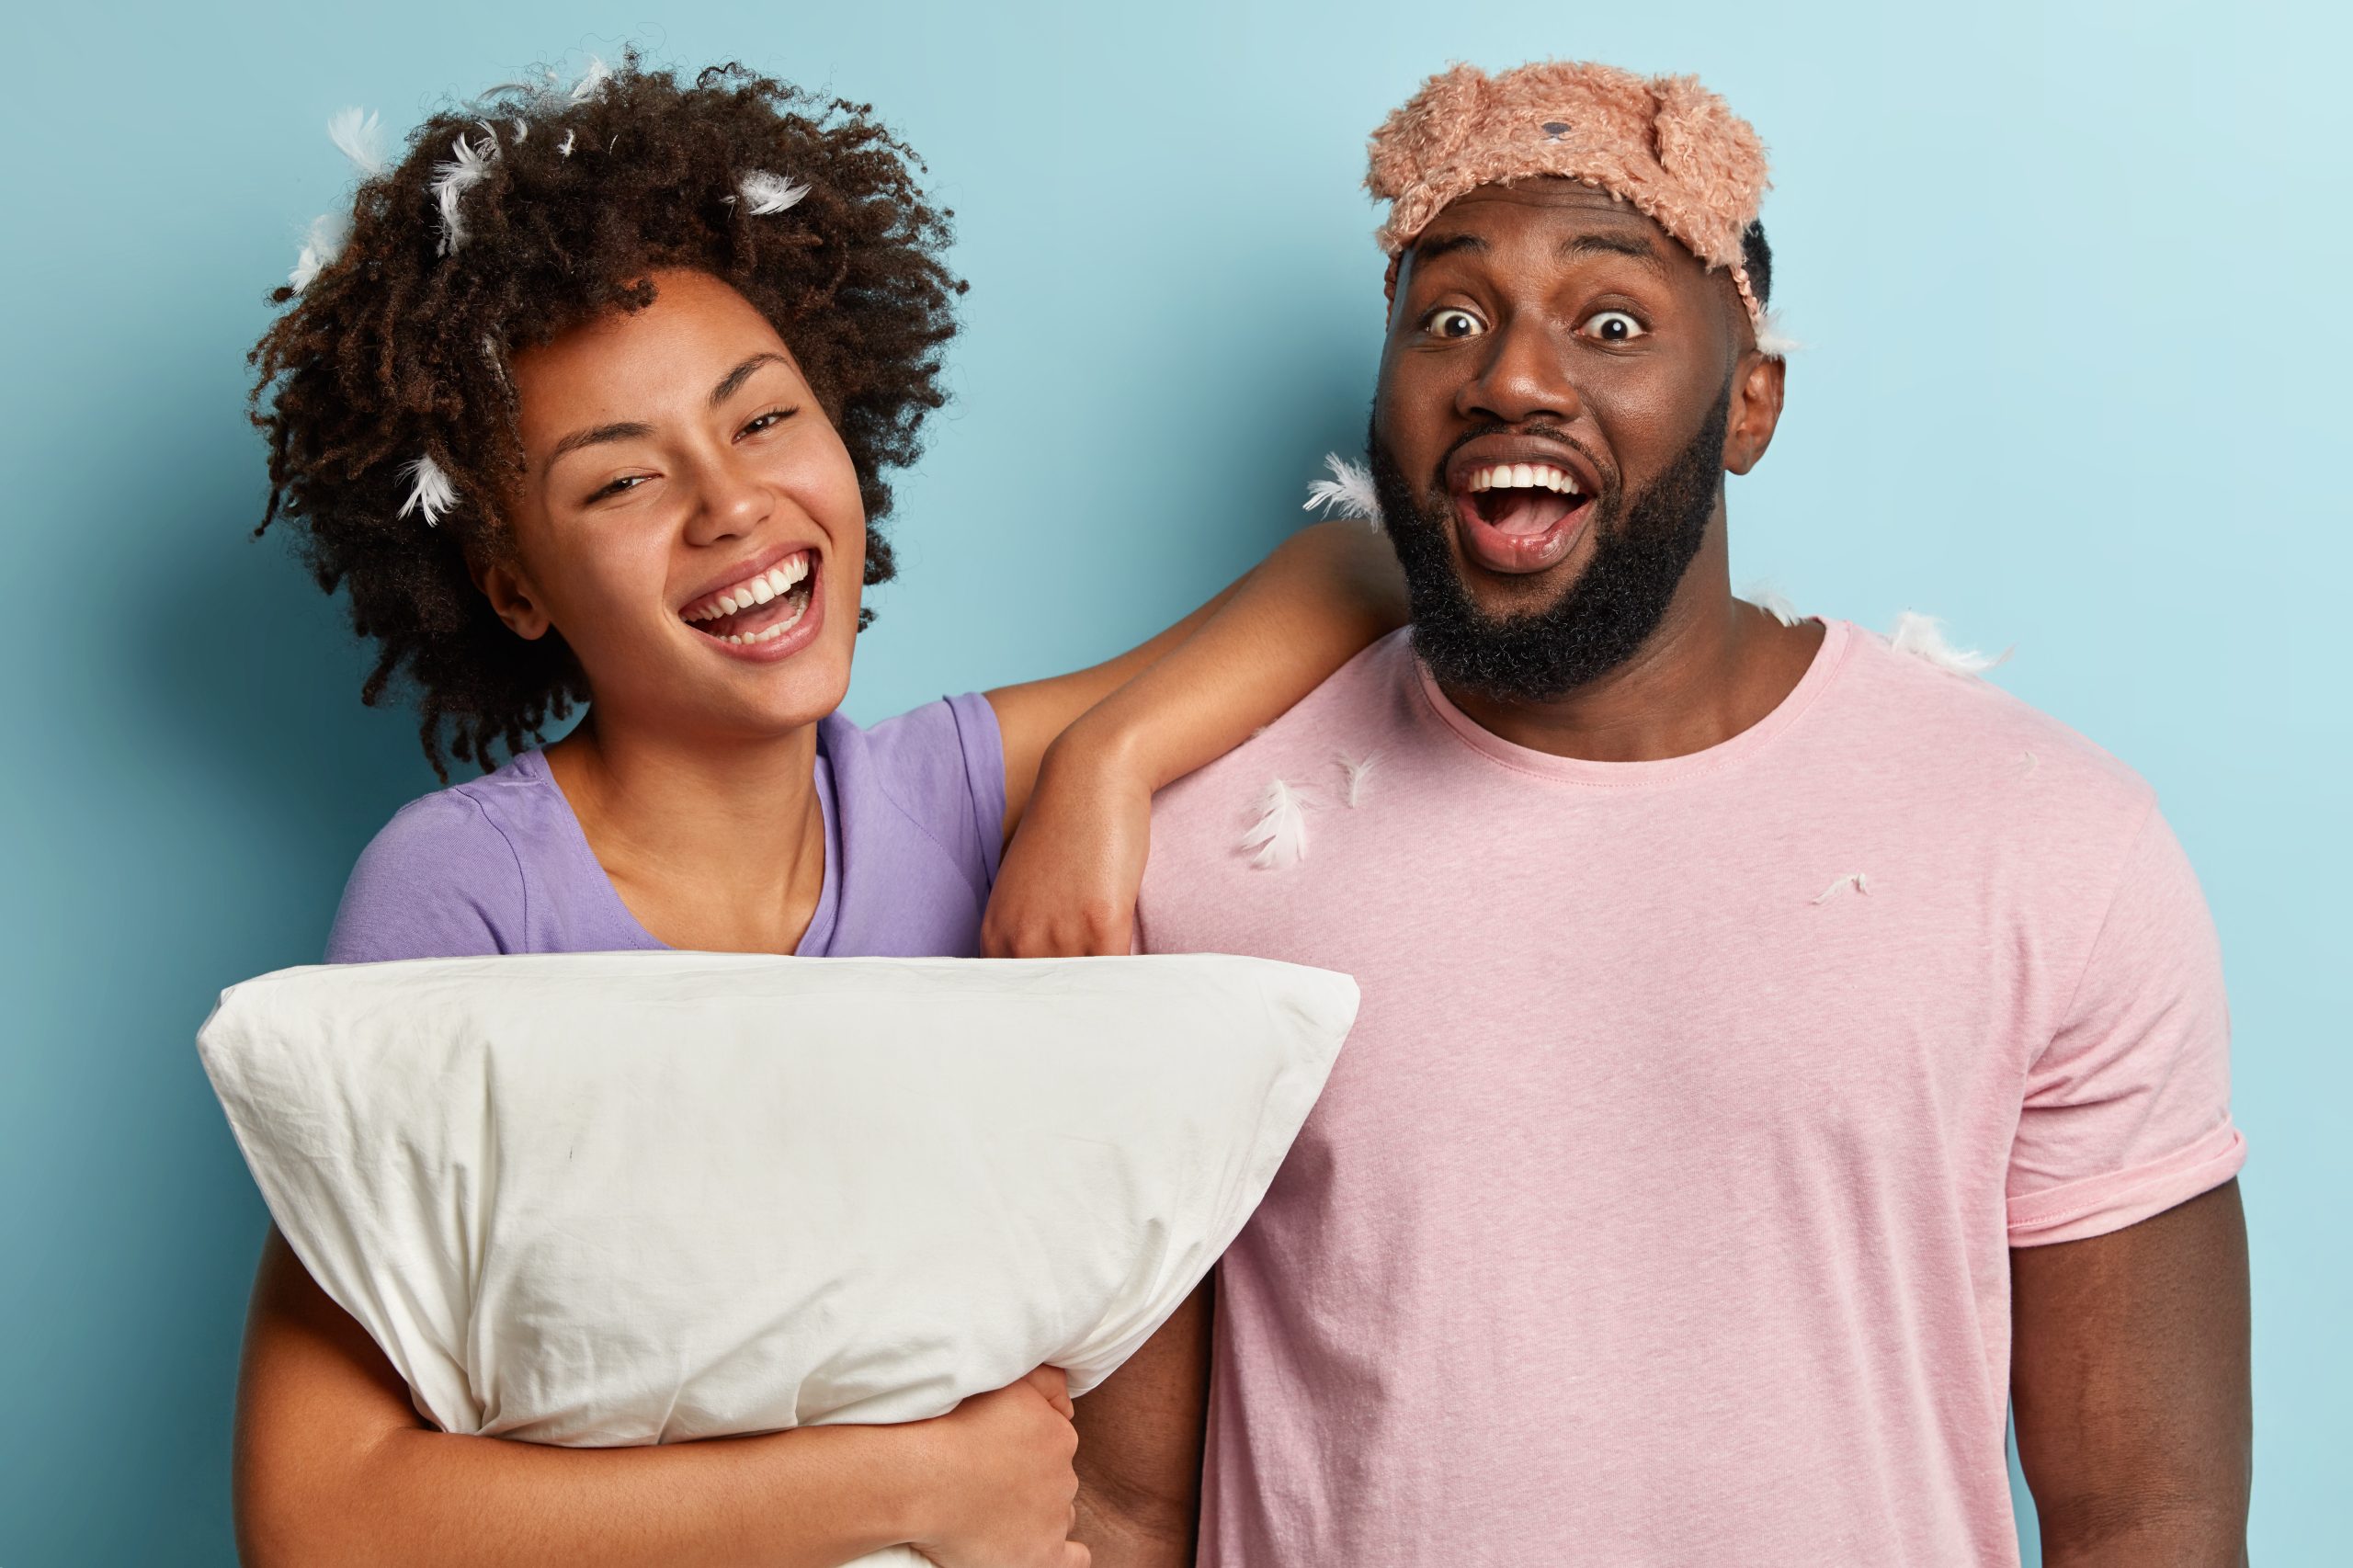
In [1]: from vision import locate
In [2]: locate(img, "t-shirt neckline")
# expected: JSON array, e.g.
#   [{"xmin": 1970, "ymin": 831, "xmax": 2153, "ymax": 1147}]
[
  {"xmin": 510, "ymin": 745, "xmax": 840, "ymax": 956},
  {"xmin": 1413, "ymin": 618, "xmax": 1854, "ymax": 789}
]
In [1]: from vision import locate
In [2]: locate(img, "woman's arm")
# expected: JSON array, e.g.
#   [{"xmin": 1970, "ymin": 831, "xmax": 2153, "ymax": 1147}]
[
  {"xmin": 236, "ymin": 1231, "xmax": 1086, "ymax": 1568},
  {"xmin": 983, "ymin": 519, "xmax": 1403, "ymax": 835},
  {"xmin": 983, "ymin": 519, "xmax": 1404, "ymax": 956}
]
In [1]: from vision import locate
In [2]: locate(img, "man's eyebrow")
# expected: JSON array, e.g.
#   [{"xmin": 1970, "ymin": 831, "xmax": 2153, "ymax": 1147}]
[
  {"xmin": 1410, "ymin": 232, "xmax": 1486, "ymax": 264},
  {"xmin": 548, "ymin": 421, "xmax": 655, "ymax": 466},
  {"xmin": 709, "ymin": 352, "xmax": 790, "ymax": 408},
  {"xmin": 1559, "ymin": 231, "xmax": 1666, "ymax": 271}
]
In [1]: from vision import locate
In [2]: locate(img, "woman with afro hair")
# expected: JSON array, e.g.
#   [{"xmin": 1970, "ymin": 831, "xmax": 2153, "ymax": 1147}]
[{"xmin": 236, "ymin": 54, "xmax": 1404, "ymax": 1568}]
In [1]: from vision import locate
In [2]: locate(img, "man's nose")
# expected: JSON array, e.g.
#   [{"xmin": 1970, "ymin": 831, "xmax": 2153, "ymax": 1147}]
[{"xmin": 1458, "ymin": 317, "xmax": 1582, "ymax": 427}]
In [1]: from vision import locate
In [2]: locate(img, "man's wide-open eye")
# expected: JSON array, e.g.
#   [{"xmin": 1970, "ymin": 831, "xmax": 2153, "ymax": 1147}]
[
  {"xmin": 1420, "ymin": 306, "xmax": 1486, "ymax": 341},
  {"xmin": 1579, "ymin": 309, "xmax": 1647, "ymax": 344}
]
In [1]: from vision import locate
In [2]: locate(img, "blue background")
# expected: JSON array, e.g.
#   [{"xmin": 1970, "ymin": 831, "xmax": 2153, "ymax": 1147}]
[{"xmin": 2, "ymin": 2, "xmax": 2342, "ymax": 1561}]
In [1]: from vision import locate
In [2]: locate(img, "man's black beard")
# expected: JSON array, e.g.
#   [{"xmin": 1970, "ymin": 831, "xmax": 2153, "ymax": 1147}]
[{"xmin": 1370, "ymin": 388, "xmax": 1730, "ymax": 704}]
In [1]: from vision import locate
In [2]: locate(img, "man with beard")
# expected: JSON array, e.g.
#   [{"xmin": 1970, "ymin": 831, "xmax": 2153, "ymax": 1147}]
[{"xmin": 1070, "ymin": 61, "xmax": 2251, "ymax": 1568}]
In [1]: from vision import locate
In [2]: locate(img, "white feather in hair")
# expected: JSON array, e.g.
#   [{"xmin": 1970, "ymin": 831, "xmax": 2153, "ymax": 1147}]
[
  {"xmin": 1335, "ymin": 753, "xmax": 1378, "ymax": 808},
  {"xmin": 1240, "ymin": 778, "xmax": 1314, "ymax": 869},
  {"xmin": 326, "ymin": 107, "xmax": 392, "ymax": 178},
  {"xmin": 1754, "ymin": 308, "xmax": 1802, "ymax": 358},
  {"xmin": 570, "ymin": 55, "xmax": 613, "ymax": 104},
  {"xmin": 1302, "ymin": 452, "xmax": 1382, "ymax": 528},
  {"xmin": 737, "ymin": 170, "xmax": 812, "ymax": 215},
  {"xmin": 289, "ymin": 211, "xmax": 351, "ymax": 293},
  {"xmin": 557, "ymin": 128, "xmax": 576, "ymax": 158},
  {"xmin": 398, "ymin": 454, "xmax": 457, "ymax": 528},
  {"xmin": 1888, "ymin": 610, "xmax": 2006, "ymax": 676},
  {"xmin": 431, "ymin": 131, "xmax": 496, "ymax": 255}
]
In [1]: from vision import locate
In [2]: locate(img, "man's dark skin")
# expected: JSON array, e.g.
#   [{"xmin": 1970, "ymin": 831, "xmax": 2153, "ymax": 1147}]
[{"xmin": 1073, "ymin": 179, "xmax": 2251, "ymax": 1566}]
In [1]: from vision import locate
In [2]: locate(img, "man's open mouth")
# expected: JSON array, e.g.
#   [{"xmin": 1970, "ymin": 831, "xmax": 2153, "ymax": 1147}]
[
  {"xmin": 1460, "ymin": 461, "xmax": 1591, "ymax": 539},
  {"xmin": 679, "ymin": 551, "xmax": 818, "ymax": 647}
]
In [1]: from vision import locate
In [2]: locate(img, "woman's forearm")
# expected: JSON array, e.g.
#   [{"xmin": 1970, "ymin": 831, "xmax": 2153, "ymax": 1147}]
[
  {"xmin": 1059, "ymin": 518, "xmax": 1406, "ymax": 792},
  {"xmin": 250, "ymin": 1423, "xmax": 919, "ymax": 1568},
  {"xmin": 235, "ymin": 1231, "xmax": 921, "ymax": 1568}
]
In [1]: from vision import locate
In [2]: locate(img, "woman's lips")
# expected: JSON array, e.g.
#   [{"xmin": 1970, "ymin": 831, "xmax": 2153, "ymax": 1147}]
[{"xmin": 688, "ymin": 558, "xmax": 827, "ymax": 663}]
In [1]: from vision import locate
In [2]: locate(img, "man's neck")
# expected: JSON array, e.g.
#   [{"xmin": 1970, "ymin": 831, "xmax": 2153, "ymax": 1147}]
[{"xmin": 1438, "ymin": 536, "xmax": 1824, "ymax": 763}]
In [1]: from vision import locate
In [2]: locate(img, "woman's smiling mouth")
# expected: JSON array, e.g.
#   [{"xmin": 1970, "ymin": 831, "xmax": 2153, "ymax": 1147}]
[{"xmin": 679, "ymin": 549, "xmax": 824, "ymax": 656}]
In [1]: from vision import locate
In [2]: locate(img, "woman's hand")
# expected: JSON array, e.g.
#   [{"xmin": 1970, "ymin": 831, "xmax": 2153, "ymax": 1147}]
[
  {"xmin": 983, "ymin": 738, "xmax": 1152, "ymax": 959},
  {"xmin": 905, "ymin": 1369, "xmax": 1088, "ymax": 1568}
]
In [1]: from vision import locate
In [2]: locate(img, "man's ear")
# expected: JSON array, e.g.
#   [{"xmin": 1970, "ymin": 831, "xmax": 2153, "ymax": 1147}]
[
  {"xmin": 1722, "ymin": 349, "xmax": 1786, "ymax": 476},
  {"xmin": 1382, "ymin": 255, "xmax": 1402, "ymax": 324},
  {"xmin": 469, "ymin": 552, "xmax": 553, "ymax": 641}
]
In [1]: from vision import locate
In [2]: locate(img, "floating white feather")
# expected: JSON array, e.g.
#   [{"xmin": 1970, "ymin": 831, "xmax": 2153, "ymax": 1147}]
[
  {"xmin": 737, "ymin": 170, "xmax": 812, "ymax": 215},
  {"xmin": 1240, "ymin": 778, "xmax": 1314, "ymax": 869},
  {"xmin": 397, "ymin": 454, "xmax": 457, "ymax": 528},
  {"xmin": 1813, "ymin": 870, "xmax": 1871, "ymax": 904},
  {"xmin": 1888, "ymin": 610, "xmax": 2007, "ymax": 676},
  {"xmin": 1754, "ymin": 308, "xmax": 1802, "ymax": 358},
  {"xmin": 431, "ymin": 131, "xmax": 496, "ymax": 255},
  {"xmin": 326, "ymin": 107, "xmax": 392, "ymax": 178},
  {"xmin": 1302, "ymin": 452, "xmax": 1383, "ymax": 528},
  {"xmin": 1335, "ymin": 753, "xmax": 1378, "ymax": 808},
  {"xmin": 570, "ymin": 55, "xmax": 613, "ymax": 104},
  {"xmin": 289, "ymin": 210, "xmax": 351, "ymax": 292},
  {"xmin": 1744, "ymin": 583, "xmax": 1803, "ymax": 626}
]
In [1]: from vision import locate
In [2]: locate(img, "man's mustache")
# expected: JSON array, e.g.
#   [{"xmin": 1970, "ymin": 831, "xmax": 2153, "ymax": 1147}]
[{"xmin": 1427, "ymin": 422, "xmax": 1621, "ymax": 514}]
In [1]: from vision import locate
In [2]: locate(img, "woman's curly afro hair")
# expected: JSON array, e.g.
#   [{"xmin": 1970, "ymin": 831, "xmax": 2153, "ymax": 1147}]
[{"xmin": 251, "ymin": 53, "xmax": 964, "ymax": 778}]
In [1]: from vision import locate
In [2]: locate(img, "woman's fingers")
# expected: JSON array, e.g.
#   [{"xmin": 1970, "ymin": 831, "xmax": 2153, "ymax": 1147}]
[{"xmin": 1024, "ymin": 1365, "xmax": 1075, "ymax": 1419}]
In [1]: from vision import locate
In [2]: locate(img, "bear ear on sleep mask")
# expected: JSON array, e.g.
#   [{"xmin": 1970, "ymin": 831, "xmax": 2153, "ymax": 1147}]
[{"xmin": 199, "ymin": 950, "xmax": 1354, "ymax": 1562}]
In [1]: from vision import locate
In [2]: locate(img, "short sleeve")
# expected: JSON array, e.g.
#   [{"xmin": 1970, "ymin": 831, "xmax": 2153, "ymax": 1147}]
[
  {"xmin": 2006, "ymin": 807, "xmax": 2245, "ymax": 1245},
  {"xmin": 858, "ymin": 692, "xmax": 1008, "ymax": 892},
  {"xmin": 324, "ymin": 790, "xmax": 528, "ymax": 963}
]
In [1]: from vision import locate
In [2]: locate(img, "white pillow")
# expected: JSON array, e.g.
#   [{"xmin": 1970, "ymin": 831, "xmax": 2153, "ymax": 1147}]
[{"xmin": 199, "ymin": 951, "xmax": 1351, "ymax": 1458}]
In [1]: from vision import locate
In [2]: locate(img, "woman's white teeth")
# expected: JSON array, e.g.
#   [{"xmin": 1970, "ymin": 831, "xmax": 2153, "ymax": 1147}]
[
  {"xmin": 719, "ymin": 594, "xmax": 810, "ymax": 645},
  {"xmin": 1467, "ymin": 462, "xmax": 1582, "ymax": 494},
  {"xmin": 689, "ymin": 554, "xmax": 811, "ymax": 620}
]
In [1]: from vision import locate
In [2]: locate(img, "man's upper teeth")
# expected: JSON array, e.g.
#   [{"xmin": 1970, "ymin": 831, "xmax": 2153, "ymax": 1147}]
[
  {"xmin": 692, "ymin": 554, "xmax": 809, "ymax": 619},
  {"xmin": 1468, "ymin": 462, "xmax": 1581, "ymax": 494}
]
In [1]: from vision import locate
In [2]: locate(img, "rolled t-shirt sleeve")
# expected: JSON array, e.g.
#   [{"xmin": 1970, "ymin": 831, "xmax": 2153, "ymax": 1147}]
[
  {"xmin": 2006, "ymin": 806, "xmax": 2245, "ymax": 1245},
  {"xmin": 324, "ymin": 791, "xmax": 528, "ymax": 963}
]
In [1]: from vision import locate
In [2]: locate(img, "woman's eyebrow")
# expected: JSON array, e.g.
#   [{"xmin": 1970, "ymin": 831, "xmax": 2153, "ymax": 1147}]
[
  {"xmin": 547, "ymin": 420, "xmax": 655, "ymax": 468},
  {"xmin": 542, "ymin": 354, "xmax": 790, "ymax": 472},
  {"xmin": 709, "ymin": 352, "xmax": 790, "ymax": 408}
]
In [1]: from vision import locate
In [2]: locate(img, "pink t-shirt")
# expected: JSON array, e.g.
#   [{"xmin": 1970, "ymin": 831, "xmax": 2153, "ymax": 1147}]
[{"xmin": 1137, "ymin": 621, "xmax": 2242, "ymax": 1567}]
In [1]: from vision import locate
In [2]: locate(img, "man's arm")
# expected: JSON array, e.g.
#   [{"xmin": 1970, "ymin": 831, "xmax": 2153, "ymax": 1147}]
[
  {"xmin": 2010, "ymin": 1180, "xmax": 2251, "ymax": 1568},
  {"xmin": 1071, "ymin": 1280, "xmax": 1213, "ymax": 1568}
]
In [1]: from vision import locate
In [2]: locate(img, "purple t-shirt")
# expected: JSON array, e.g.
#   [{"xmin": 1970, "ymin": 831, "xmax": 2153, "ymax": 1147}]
[{"xmin": 326, "ymin": 694, "xmax": 1006, "ymax": 963}]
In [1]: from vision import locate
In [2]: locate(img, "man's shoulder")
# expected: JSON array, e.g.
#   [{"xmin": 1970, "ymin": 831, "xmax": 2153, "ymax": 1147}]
[{"xmin": 1831, "ymin": 619, "xmax": 2156, "ymax": 821}]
